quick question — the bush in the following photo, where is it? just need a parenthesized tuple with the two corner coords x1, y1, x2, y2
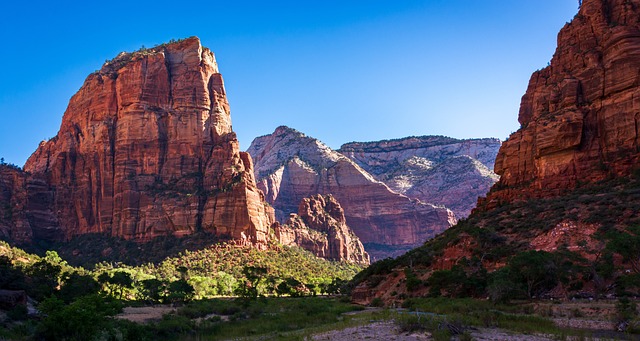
(370, 297, 384, 307)
(36, 294, 122, 341)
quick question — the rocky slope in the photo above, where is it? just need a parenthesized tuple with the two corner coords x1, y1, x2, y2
(351, 0, 640, 304)
(340, 136, 500, 217)
(248, 126, 456, 260)
(274, 194, 369, 265)
(18, 37, 273, 244)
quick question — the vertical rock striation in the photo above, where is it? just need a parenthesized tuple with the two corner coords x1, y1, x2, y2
(275, 194, 369, 265)
(485, 0, 640, 206)
(248, 126, 456, 260)
(22, 37, 272, 244)
(340, 137, 501, 218)
(0, 166, 32, 243)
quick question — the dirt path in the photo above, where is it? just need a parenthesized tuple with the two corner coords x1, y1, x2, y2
(115, 305, 175, 323)
(311, 322, 560, 341)
(312, 321, 429, 340)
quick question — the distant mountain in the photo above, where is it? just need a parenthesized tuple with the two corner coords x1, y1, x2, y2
(249, 126, 501, 260)
(247, 126, 456, 260)
(339, 136, 500, 218)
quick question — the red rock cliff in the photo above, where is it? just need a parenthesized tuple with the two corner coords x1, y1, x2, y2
(486, 0, 640, 206)
(0, 166, 32, 243)
(275, 194, 370, 265)
(23, 37, 272, 243)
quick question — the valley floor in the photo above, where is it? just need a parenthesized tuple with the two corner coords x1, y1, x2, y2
(112, 300, 635, 340)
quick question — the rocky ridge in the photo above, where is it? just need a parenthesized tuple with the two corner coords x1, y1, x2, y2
(12, 37, 274, 246)
(274, 194, 369, 265)
(340, 136, 500, 217)
(248, 126, 456, 260)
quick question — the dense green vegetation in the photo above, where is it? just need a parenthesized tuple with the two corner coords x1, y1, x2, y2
(0, 240, 362, 340)
(352, 174, 640, 310)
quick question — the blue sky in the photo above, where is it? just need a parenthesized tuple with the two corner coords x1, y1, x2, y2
(0, 1, 578, 166)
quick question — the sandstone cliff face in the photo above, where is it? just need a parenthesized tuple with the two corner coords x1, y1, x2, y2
(247, 126, 456, 260)
(23, 37, 272, 244)
(340, 137, 500, 217)
(487, 0, 640, 206)
(0, 166, 32, 243)
(275, 194, 369, 265)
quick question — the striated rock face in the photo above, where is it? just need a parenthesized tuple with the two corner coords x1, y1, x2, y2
(22, 37, 273, 244)
(486, 0, 640, 206)
(247, 126, 456, 260)
(340, 137, 500, 218)
(0, 166, 32, 243)
(275, 194, 369, 264)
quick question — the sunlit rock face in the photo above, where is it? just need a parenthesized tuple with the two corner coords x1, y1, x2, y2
(248, 126, 456, 260)
(22, 37, 273, 244)
(339, 136, 501, 218)
(484, 0, 640, 207)
(274, 194, 370, 265)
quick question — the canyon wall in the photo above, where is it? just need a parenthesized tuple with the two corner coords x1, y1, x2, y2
(485, 0, 640, 207)
(248, 126, 456, 259)
(21, 37, 273, 244)
(340, 137, 500, 218)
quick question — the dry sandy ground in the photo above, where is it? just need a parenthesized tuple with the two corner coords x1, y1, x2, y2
(310, 321, 560, 341)
(115, 305, 175, 323)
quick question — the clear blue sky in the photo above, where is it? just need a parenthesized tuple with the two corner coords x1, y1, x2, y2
(0, 0, 578, 166)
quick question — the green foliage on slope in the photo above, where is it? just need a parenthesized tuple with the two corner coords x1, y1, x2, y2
(351, 174, 640, 302)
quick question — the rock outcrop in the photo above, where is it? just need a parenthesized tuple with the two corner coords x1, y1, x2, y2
(340, 136, 500, 217)
(485, 0, 640, 206)
(275, 194, 369, 265)
(351, 0, 640, 305)
(247, 126, 456, 260)
(20, 37, 273, 244)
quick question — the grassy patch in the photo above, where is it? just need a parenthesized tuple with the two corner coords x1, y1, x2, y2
(146, 296, 364, 340)
(398, 298, 567, 336)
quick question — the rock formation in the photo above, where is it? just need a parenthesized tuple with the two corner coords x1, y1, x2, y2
(340, 136, 500, 217)
(275, 194, 369, 265)
(20, 37, 273, 244)
(247, 126, 456, 260)
(485, 0, 640, 207)
(351, 0, 640, 305)
(0, 165, 32, 243)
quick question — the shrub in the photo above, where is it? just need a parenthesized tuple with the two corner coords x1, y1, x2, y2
(36, 294, 122, 341)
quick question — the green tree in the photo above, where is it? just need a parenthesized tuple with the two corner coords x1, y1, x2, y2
(404, 268, 422, 292)
(58, 272, 101, 303)
(236, 266, 268, 299)
(0, 255, 25, 290)
(487, 267, 517, 302)
(98, 271, 134, 299)
(37, 294, 122, 341)
(188, 276, 218, 299)
(167, 279, 195, 304)
(215, 271, 237, 296)
(608, 227, 640, 273)
(138, 278, 167, 303)
(508, 250, 558, 298)
(26, 259, 62, 301)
